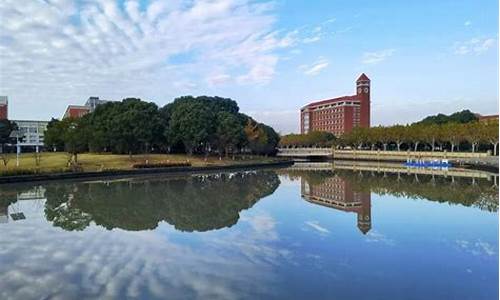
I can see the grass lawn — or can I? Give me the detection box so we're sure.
[0,152,278,176]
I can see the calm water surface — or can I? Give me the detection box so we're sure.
[0,164,498,300]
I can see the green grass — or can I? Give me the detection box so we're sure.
[0,152,278,176]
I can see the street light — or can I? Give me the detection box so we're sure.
[9,130,23,167]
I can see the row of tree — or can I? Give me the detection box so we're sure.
[44,96,279,161]
[279,131,336,147]
[340,121,499,154]
[280,121,499,155]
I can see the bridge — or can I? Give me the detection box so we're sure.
[277,147,333,158]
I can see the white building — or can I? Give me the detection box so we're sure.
[13,120,49,152]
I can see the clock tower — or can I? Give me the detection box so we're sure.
[356,73,370,128]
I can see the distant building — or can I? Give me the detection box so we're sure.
[85,96,110,112]
[63,97,111,119]
[300,74,371,136]
[301,175,371,234]
[0,96,8,120]
[476,114,499,123]
[63,105,91,119]
[13,120,49,152]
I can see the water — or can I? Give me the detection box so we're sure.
[0,164,498,300]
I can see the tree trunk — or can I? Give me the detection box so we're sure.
[414,142,419,152]
[431,138,435,151]
[383,143,387,151]
[397,142,401,151]
[451,143,455,152]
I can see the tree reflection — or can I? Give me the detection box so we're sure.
[42,171,280,232]
[284,169,498,212]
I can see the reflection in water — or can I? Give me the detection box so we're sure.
[0,166,498,300]
[283,164,498,213]
[301,175,371,234]
[1,171,280,232]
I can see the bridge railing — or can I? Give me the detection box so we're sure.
[277,148,332,156]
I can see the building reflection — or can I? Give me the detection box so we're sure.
[301,175,371,234]
[0,187,46,223]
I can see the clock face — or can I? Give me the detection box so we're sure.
[364,88,369,93]
[357,88,362,93]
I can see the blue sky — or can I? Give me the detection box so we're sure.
[0,0,498,133]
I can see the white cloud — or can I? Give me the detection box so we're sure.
[246,110,298,134]
[0,0,297,117]
[302,36,321,43]
[464,20,472,26]
[365,230,395,246]
[456,239,496,256]
[305,221,330,234]
[362,49,396,65]
[453,37,496,55]
[300,58,329,76]
[206,73,231,86]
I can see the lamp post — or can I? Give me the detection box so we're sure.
[9,130,22,167]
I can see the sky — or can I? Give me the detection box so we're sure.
[0,0,498,133]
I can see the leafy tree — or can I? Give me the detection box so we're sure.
[215,112,245,157]
[480,121,499,155]
[442,123,466,152]
[417,109,478,125]
[279,131,336,148]
[167,100,215,154]
[464,122,483,152]
[244,118,279,155]
[0,119,18,166]
[44,118,66,151]
[63,118,88,164]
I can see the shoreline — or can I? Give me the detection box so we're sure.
[0,160,294,185]
[292,156,499,173]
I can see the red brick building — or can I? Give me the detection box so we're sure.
[300,73,371,136]
[301,175,371,234]
[0,96,8,120]
[63,105,91,119]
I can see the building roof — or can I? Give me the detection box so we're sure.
[301,95,358,110]
[65,105,90,111]
[63,105,91,118]
[356,73,370,82]
[477,114,498,119]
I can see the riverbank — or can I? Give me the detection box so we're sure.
[0,152,293,184]
[278,148,498,172]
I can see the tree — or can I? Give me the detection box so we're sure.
[0,119,18,166]
[442,123,465,152]
[482,121,499,155]
[389,125,407,151]
[44,118,66,151]
[63,118,88,164]
[408,124,426,151]
[464,122,483,153]
[417,109,478,125]
[279,131,336,148]
[376,126,391,151]
[244,118,279,155]
[167,100,215,154]
[215,112,245,157]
